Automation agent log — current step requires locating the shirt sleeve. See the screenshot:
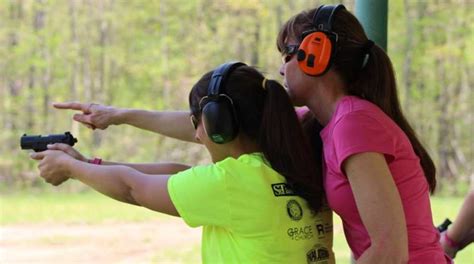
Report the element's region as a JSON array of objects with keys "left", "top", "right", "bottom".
[
  {"left": 332, "top": 111, "right": 395, "bottom": 174},
  {"left": 295, "top": 106, "right": 310, "bottom": 121},
  {"left": 167, "top": 164, "right": 231, "bottom": 228}
]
